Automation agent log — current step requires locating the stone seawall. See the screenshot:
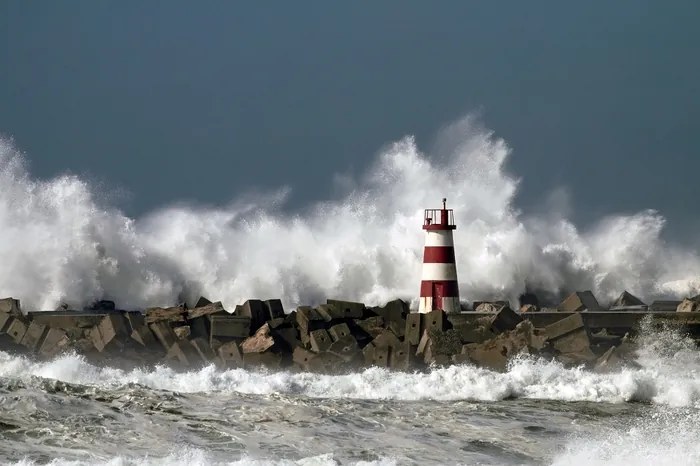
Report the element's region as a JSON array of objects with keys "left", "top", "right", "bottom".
[{"left": 1, "top": 291, "right": 699, "bottom": 373}]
